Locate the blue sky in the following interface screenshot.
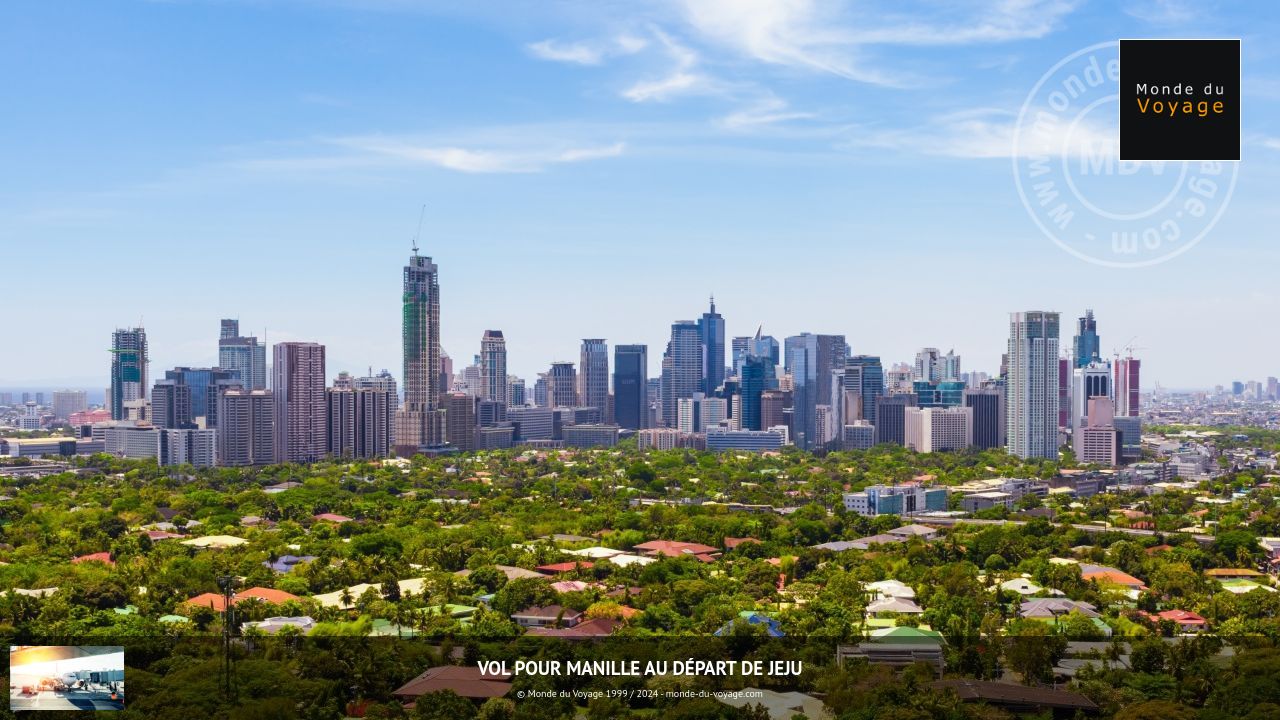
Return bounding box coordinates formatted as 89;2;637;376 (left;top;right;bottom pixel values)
2;0;1279;391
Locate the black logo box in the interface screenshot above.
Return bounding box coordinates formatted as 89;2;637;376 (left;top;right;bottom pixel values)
1120;39;1240;161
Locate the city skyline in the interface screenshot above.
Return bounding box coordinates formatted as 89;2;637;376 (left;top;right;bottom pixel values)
4;2;1280;389
0;281;1268;396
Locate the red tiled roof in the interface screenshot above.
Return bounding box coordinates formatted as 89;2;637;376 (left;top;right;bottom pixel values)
1157;604;1203;622
183;592;228;612
72;552;114;566
633;540;719;557
1083;569;1146;589
724;537;760;550
536;561;594;574
181;586;299;612
313;513;352;523
394;665;512;700
235;587;300;604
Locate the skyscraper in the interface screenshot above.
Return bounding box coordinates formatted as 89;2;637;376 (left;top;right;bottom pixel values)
579;339;609;412
165;366;238;421
847;355;884;426
874;394;916;446
1114;357;1141;417
784;333;846;450
273;342;327;463
661;321;702;428
738;355;771;431
110;327;148;421
151;379;194;430
1073;309;1101;368
1007;311;1060;460
218;319;267;391
326;381;356;457
51;390;87;422
216;387;274;466
914;348;941;383
547;361;578;408
905;406;973;453
613;344;648;430
443;391;477;452
1070;361;1111;436
963;386;1005;450
698;297;725;395
395;250;444;454
479;330;508;408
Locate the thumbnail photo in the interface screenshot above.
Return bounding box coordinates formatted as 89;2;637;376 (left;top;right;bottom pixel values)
9;646;125;712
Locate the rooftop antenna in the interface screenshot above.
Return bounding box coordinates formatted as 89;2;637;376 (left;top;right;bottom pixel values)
412;204;425;256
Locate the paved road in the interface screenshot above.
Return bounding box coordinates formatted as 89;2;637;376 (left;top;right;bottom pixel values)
10;688;124;711
906;515;1216;545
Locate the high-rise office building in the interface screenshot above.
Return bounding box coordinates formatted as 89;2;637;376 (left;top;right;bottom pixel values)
547;361;578;408
218;320;267;391
964;386;1005;450
51;390;87;422
443;391;477;452
1114;357;1141;417
1072;309;1101;368
874;394;917;446
738;355;771;431
940;350;961;382
905;406;973;452
1007;311;1060;460
395;250;444;454
151;379;194;430
508;376;526;407
784;333;846;450
165;367;238;421
579;339;609;413
273;342;326;463
216;388;274;466
110;327;148;421
1074;396;1118;466
613;344;648;430
698;297;725;395
760;390;788;432
479;330;508;407
731;336;751;378
1070;361;1112;435
661;321;702;428
846;355;884;427
914;348;941;383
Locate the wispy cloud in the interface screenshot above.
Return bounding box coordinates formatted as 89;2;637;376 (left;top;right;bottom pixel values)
331;136;626;173
621;27;712;102
675;0;1078;87
719;95;814;129
842;107;1115;159
1123;0;1202;24
527;34;648;65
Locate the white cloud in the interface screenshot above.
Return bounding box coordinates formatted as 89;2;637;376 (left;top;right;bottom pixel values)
332;136;626;173
527;34;649;66
719;96;814;129
674;0;1078;86
843;107;1115;159
620;27;712;102
1123;0;1200;24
